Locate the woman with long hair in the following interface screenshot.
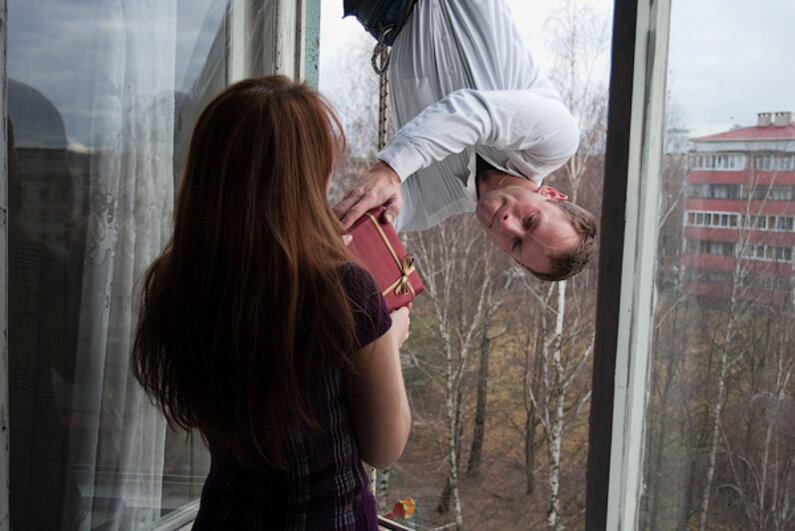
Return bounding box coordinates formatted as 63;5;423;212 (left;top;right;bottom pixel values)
131;75;411;529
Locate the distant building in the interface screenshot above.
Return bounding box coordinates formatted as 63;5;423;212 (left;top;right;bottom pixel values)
682;111;795;307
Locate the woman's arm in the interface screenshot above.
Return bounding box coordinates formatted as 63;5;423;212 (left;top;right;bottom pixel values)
345;306;412;470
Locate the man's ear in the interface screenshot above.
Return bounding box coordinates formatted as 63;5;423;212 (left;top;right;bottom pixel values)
537;185;568;202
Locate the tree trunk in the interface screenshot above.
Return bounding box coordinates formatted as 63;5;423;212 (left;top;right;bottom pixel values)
377;469;390;513
525;402;537;495
649;300;685;530
546;281;567;531
525;326;544;495
698;229;747;531
437;476;453;514
466;323;492;478
676;454;694;531
437;367;465;531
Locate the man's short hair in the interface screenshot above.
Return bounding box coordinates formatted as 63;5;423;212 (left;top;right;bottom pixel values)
528;201;598;282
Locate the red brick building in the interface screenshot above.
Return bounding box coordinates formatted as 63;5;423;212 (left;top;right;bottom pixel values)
682;111;795;306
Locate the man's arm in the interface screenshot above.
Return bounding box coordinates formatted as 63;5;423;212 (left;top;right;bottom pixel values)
334;87;579;229
379;88;580;181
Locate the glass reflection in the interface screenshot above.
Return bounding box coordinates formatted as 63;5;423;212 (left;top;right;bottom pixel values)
8;0;227;527
642;1;795;529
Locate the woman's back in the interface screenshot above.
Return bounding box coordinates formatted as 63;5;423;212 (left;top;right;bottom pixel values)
132;76;411;530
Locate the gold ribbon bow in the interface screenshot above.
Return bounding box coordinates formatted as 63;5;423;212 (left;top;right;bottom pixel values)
365;212;417;298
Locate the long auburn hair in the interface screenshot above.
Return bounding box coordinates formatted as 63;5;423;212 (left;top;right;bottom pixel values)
131;76;360;468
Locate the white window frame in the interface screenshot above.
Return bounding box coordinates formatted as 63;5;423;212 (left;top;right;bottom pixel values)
600;0;672;528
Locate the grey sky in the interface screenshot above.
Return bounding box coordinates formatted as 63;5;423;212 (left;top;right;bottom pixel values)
320;0;795;139
668;0;795;136
8;0;792;146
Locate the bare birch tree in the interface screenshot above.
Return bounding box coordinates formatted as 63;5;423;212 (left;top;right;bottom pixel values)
721;306;795;530
512;4;606;527
696;175;788;530
465;270;514;478
520;276;594;530
405;215;512;530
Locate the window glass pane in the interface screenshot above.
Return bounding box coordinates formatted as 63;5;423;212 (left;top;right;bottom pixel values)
643;2;795;529
321;1;609;528
7;0;227;526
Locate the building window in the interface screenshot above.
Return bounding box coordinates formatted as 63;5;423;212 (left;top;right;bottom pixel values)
755;154;773;171
712;184;740;199
690;152;746;170
684;183;742;199
774;154;795;171
769;186;794;200
685;210;742;229
754;153;795;172
697;241;735;255
688;239;794;262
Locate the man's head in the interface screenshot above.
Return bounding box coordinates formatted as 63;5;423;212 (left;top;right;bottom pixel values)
475;171;597;281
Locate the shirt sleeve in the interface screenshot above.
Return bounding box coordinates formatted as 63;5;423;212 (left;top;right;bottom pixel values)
339;263;392;349
378;88;580;183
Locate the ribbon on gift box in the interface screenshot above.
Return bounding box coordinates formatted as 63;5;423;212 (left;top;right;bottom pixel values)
363;211;417;298
346;207;424;311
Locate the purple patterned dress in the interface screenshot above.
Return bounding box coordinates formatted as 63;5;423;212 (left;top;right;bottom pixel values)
192;264;392;530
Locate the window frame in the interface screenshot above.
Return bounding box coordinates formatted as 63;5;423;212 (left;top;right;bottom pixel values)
0;0;680;528
586;0;671;528
0;0;8;525
0;0;320;528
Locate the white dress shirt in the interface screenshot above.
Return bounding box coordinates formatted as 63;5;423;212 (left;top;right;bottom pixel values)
377;0;580;232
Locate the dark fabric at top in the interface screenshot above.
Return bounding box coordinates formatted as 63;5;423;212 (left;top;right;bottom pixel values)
343;0;360;16
342;0;416;46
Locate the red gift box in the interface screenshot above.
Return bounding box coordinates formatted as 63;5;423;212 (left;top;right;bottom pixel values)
346;207;424;311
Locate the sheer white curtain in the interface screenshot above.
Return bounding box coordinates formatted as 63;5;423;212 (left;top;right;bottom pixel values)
62;1;177;528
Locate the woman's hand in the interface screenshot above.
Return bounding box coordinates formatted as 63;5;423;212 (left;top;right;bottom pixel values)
389;306;411;349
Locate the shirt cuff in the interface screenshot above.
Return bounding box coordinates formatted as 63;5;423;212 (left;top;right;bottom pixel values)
377;135;427;183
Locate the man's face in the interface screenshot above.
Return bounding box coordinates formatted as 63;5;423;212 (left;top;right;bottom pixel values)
476;183;580;274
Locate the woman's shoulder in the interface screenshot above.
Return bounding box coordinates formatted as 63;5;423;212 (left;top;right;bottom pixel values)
336;262;391;346
336;262;379;296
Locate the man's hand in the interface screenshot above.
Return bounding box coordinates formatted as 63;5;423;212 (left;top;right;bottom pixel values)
334;160;403;230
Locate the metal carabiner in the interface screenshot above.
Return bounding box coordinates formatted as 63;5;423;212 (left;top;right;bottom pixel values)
370;26;395;75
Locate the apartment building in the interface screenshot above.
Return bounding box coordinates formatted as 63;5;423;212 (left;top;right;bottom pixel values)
683;111;795;306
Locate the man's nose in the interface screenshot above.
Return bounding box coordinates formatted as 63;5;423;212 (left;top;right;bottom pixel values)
496;213;522;235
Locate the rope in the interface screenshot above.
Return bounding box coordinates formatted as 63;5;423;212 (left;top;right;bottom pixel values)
378;47;389;151
368;37;392;501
